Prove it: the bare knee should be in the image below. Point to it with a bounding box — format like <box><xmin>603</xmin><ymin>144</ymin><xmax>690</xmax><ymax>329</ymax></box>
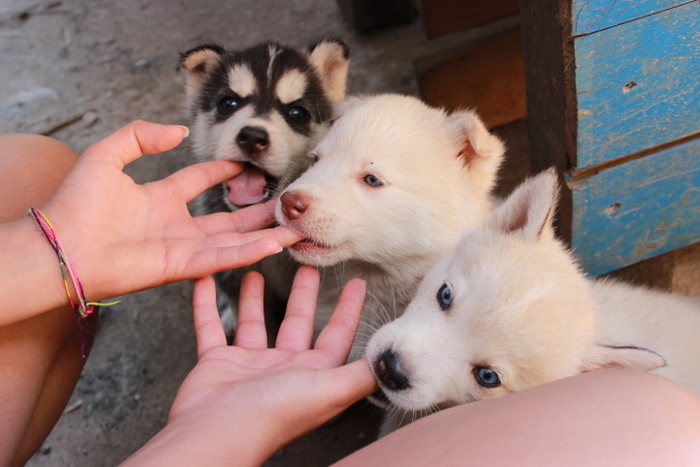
<box><xmin>549</xmin><ymin>369</ymin><xmax>700</xmax><ymax>462</ymax></box>
<box><xmin>0</xmin><ymin>133</ymin><xmax>78</xmax><ymax>222</ymax></box>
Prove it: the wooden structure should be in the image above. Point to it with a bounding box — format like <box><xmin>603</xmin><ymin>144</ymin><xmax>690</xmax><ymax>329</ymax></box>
<box><xmin>522</xmin><ymin>0</ymin><xmax>700</xmax><ymax>275</ymax></box>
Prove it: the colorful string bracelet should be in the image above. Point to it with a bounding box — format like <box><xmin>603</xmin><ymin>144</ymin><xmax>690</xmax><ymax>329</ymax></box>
<box><xmin>28</xmin><ymin>207</ymin><xmax>120</xmax><ymax>355</ymax></box>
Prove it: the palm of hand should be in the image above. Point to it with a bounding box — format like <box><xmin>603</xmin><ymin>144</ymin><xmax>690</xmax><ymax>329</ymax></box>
<box><xmin>40</xmin><ymin>121</ymin><xmax>300</xmax><ymax>301</ymax></box>
<box><xmin>168</xmin><ymin>269</ymin><xmax>376</xmax><ymax>446</ymax></box>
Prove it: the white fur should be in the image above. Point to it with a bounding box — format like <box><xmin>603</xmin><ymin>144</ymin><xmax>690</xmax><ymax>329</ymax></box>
<box><xmin>275</xmin><ymin>94</ymin><xmax>505</xmax><ymax>361</ymax></box>
<box><xmin>228</xmin><ymin>64</ymin><xmax>257</xmax><ymax>98</ymax></box>
<box><xmin>366</xmin><ymin>169</ymin><xmax>700</xmax><ymax>434</ymax></box>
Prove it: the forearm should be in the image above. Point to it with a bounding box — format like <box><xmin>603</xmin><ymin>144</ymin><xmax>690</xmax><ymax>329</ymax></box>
<box><xmin>120</xmin><ymin>413</ymin><xmax>282</xmax><ymax>467</ymax></box>
<box><xmin>0</xmin><ymin>217</ymin><xmax>68</xmax><ymax>326</ymax></box>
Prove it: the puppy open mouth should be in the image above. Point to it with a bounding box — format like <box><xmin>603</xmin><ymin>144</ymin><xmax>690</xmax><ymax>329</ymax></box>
<box><xmin>226</xmin><ymin>162</ymin><xmax>279</xmax><ymax>207</ymax></box>
<box><xmin>290</xmin><ymin>236</ymin><xmax>332</xmax><ymax>254</ymax></box>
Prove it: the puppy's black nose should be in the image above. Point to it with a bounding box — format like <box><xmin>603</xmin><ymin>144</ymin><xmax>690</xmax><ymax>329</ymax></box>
<box><xmin>375</xmin><ymin>349</ymin><xmax>409</xmax><ymax>391</ymax></box>
<box><xmin>236</xmin><ymin>126</ymin><xmax>269</xmax><ymax>154</ymax></box>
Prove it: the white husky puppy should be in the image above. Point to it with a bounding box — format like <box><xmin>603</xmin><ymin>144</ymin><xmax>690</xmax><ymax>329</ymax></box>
<box><xmin>366</xmin><ymin>169</ymin><xmax>700</xmax><ymax>434</ymax></box>
<box><xmin>275</xmin><ymin>94</ymin><xmax>505</xmax><ymax>360</ymax></box>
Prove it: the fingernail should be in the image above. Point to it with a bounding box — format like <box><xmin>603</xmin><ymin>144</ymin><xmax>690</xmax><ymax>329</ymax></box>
<box><xmin>176</xmin><ymin>125</ymin><xmax>190</xmax><ymax>138</ymax></box>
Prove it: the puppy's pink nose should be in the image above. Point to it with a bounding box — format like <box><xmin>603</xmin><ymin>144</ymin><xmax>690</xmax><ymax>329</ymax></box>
<box><xmin>281</xmin><ymin>191</ymin><xmax>308</xmax><ymax>220</ymax></box>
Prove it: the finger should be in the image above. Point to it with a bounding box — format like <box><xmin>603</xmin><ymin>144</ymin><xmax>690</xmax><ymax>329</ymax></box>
<box><xmin>186</xmin><ymin>238</ymin><xmax>283</xmax><ymax>278</ymax></box>
<box><xmin>308</xmin><ymin>360</ymin><xmax>378</xmax><ymax>422</ymax></box>
<box><xmin>276</xmin><ymin>266</ymin><xmax>320</xmax><ymax>351</ymax></box>
<box><xmin>82</xmin><ymin>120</ymin><xmax>189</xmax><ymax>169</ymax></box>
<box><xmin>235</xmin><ymin>271</ymin><xmax>268</xmax><ymax>349</ymax></box>
<box><xmin>265</xmin><ymin>360</ymin><xmax>377</xmax><ymax>444</ymax></box>
<box><xmin>328</xmin><ymin>359</ymin><xmax>380</xmax><ymax>401</ymax></box>
<box><xmin>192</xmin><ymin>276</ymin><xmax>227</xmax><ymax>357</ymax></box>
<box><xmin>203</xmin><ymin>226</ymin><xmax>304</xmax><ymax>250</ymax></box>
<box><xmin>195</xmin><ymin>202</ymin><xmax>277</xmax><ymax>236</ymax></box>
<box><xmin>314</xmin><ymin>278</ymin><xmax>366</xmax><ymax>363</ymax></box>
<box><xmin>165</xmin><ymin>159</ymin><xmax>244</xmax><ymax>203</ymax></box>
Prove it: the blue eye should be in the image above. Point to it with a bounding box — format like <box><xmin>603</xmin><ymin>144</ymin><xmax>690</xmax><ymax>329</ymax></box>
<box><xmin>364</xmin><ymin>174</ymin><xmax>384</xmax><ymax>187</ymax></box>
<box><xmin>474</xmin><ymin>367</ymin><xmax>501</xmax><ymax>388</ymax></box>
<box><xmin>436</xmin><ymin>283</ymin><xmax>452</xmax><ymax>311</ymax></box>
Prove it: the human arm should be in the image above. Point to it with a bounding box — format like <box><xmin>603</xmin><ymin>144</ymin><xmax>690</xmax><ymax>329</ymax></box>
<box><xmin>0</xmin><ymin>120</ymin><xmax>302</xmax><ymax>326</ymax></box>
<box><xmin>121</xmin><ymin>266</ymin><xmax>377</xmax><ymax>467</ymax></box>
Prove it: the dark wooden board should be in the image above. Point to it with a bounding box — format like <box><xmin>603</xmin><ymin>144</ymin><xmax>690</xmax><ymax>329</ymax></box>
<box><xmin>421</xmin><ymin>0</ymin><xmax>519</xmax><ymax>39</ymax></box>
<box><xmin>416</xmin><ymin>32</ymin><xmax>526</xmax><ymax>129</ymax></box>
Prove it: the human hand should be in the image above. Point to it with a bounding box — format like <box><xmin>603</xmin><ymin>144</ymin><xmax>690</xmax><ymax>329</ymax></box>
<box><xmin>122</xmin><ymin>266</ymin><xmax>376</xmax><ymax>467</ymax></box>
<box><xmin>40</xmin><ymin>120</ymin><xmax>302</xmax><ymax>302</ymax></box>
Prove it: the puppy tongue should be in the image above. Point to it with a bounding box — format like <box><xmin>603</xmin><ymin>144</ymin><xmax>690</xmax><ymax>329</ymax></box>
<box><xmin>227</xmin><ymin>165</ymin><xmax>267</xmax><ymax>206</ymax></box>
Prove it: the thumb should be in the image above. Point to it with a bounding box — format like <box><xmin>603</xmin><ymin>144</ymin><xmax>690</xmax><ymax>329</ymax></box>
<box><xmin>82</xmin><ymin>120</ymin><xmax>190</xmax><ymax>169</ymax></box>
<box><xmin>277</xmin><ymin>360</ymin><xmax>377</xmax><ymax>444</ymax></box>
<box><xmin>323</xmin><ymin>359</ymin><xmax>378</xmax><ymax>412</ymax></box>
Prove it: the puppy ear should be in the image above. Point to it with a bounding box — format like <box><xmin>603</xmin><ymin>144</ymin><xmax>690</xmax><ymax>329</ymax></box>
<box><xmin>580</xmin><ymin>343</ymin><xmax>666</xmax><ymax>372</ymax></box>
<box><xmin>447</xmin><ymin>110</ymin><xmax>505</xmax><ymax>199</ymax></box>
<box><xmin>308</xmin><ymin>38</ymin><xmax>350</xmax><ymax>106</ymax></box>
<box><xmin>487</xmin><ymin>168</ymin><xmax>559</xmax><ymax>242</ymax></box>
<box><xmin>180</xmin><ymin>44</ymin><xmax>225</xmax><ymax>100</ymax></box>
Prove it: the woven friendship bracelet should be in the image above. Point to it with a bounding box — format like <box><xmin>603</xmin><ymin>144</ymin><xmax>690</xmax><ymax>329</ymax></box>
<box><xmin>28</xmin><ymin>207</ymin><xmax>120</xmax><ymax>319</ymax></box>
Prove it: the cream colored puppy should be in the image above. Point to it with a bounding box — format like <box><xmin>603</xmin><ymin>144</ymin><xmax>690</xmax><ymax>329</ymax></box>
<box><xmin>275</xmin><ymin>94</ymin><xmax>505</xmax><ymax>361</ymax></box>
<box><xmin>367</xmin><ymin>169</ymin><xmax>700</xmax><ymax>434</ymax></box>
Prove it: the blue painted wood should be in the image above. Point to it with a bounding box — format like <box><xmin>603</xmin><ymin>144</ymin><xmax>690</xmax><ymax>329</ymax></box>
<box><xmin>572</xmin><ymin>0</ymin><xmax>695</xmax><ymax>36</ymax></box>
<box><xmin>568</xmin><ymin>137</ymin><xmax>700</xmax><ymax>276</ymax></box>
<box><xmin>574</xmin><ymin>2</ymin><xmax>700</xmax><ymax>170</ymax></box>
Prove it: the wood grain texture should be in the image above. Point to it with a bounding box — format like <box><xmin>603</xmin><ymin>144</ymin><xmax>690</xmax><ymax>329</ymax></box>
<box><xmin>572</xmin><ymin>0</ymin><xmax>697</xmax><ymax>36</ymax></box>
<box><xmin>575</xmin><ymin>2</ymin><xmax>700</xmax><ymax>169</ymax></box>
<box><xmin>417</xmin><ymin>32</ymin><xmax>526</xmax><ymax>128</ymax></box>
<box><xmin>521</xmin><ymin>0</ymin><xmax>577</xmax><ymax>240</ymax></box>
<box><xmin>421</xmin><ymin>0</ymin><xmax>519</xmax><ymax>39</ymax></box>
<box><xmin>568</xmin><ymin>137</ymin><xmax>700</xmax><ymax>275</ymax></box>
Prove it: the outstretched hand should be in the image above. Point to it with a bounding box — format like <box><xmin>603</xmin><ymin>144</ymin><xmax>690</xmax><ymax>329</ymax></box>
<box><xmin>41</xmin><ymin>120</ymin><xmax>302</xmax><ymax>302</ymax></box>
<box><xmin>123</xmin><ymin>266</ymin><xmax>377</xmax><ymax>467</ymax></box>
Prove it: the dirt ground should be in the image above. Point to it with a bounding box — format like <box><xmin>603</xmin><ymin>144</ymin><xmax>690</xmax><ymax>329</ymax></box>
<box><xmin>0</xmin><ymin>1</ymin><xmax>483</xmax><ymax>465</ymax></box>
<box><xmin>3</xmin><ymin>1</ymin><xmax>700</xmax><ymax>466</ymax></box>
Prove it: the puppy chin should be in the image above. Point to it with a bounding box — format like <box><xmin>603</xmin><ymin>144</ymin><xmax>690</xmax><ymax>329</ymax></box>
<box><xmin>367</xmin><ymin>389</ymin><xmax>392</xmax><ymax>408</ymax></box>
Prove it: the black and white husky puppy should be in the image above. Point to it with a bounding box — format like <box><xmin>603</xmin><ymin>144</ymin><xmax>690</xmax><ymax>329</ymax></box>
<box><xmin>180</xmin><ymin>39</ymin><xmax>350</xmax><ymax>331</ymax></box>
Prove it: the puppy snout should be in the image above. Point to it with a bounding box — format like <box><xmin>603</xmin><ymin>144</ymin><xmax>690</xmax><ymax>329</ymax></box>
<box><xmin>236</xmin><ymin>126</ymin><xmax>269</xmax><ymax>155</ymax></box>
<box><xmin>280</xmin><ymin>191</ymin><xmax>309</xmax><ymax>220</ymax></box>
<box><xmin>375</xmin><ymin>349</ymin><xmax>409</xmax><ymax>391</ymax></box>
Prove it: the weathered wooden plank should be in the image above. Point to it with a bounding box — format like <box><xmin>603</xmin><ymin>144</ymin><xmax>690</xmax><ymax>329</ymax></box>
<box><xmin>571</xmin><ymin>0</ymin><xmax>696</xmax><ymax>36</ymax></box>
<box><xmin>575</xmin><ymin>2</ymin><xmax>700</xmax><ymax>170</ymax></box>
<box><xmin>421</xmin><ymin>0</ymin><xmax>519</xmax><ymax>39</ymax></box>
<box><xmin>416</xmin><ymin>32</ymin><xmax>526</xmax><ymax>129</ymax></box>
<box><xmin>521</xmin><ymin>0</ymin><xmax>576</xmax><ymax>169</ymax></box>
<box><xmin>568</xmin><ymin>137</ymin><xmax>700</xmax><ymax>276</ymax></box>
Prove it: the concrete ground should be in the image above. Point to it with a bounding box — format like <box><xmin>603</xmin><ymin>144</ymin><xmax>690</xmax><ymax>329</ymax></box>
<box><xmin>2</xmin><ymin>1</ymin><xmax>699</xmax><ymax>466</ymax></box>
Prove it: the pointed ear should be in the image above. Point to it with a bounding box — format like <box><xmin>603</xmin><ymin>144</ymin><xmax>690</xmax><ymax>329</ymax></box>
<box><xmin>180</xmin><ymin>44</ymin><xmax>225</xmax><ymax>101</ymax></box>
<box><xmin>487</xmin><ymin>168</ymin><xmax>559</xmax><ymax>242</ymax></box>
<box><xmin>581</xmin><ymin>343</ymin><xmax>667</xmax><ymax>372</ymax></box>
<box><xmin>308</xmin><ymin>38</ymin><xmax>350</xmax><ymax>106</ymax></box>
<box><xmin>447</xmin><ymin>110</ymin><xmax>505</xmax><ymax>199</ymax></box>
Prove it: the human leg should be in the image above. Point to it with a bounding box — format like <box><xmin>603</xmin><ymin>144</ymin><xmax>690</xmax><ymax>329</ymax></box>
<box><xmin>336</xmin><ymin>370</ymin><xmax>700</xmax><ymax>467</ymax></box>
<box><xmin>0</xmin><ymin>134</ymin><xmax>97</xmax><ymax>466</ymax></box>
